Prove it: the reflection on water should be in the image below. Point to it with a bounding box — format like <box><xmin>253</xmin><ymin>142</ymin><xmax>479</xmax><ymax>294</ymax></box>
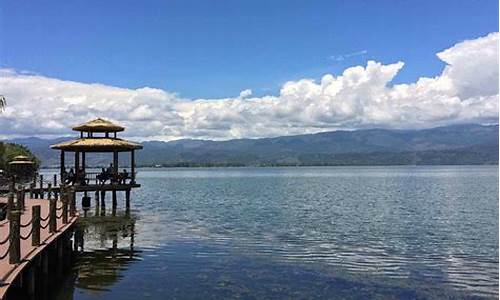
<box><xmin>44</xmin><ymin>166</ymin><xmax>498</xmax><ymax>299</ymax></box>
<box><xmin>55</xmin><ymin>210</ymin><xmax>140</xmax><ymax>299</ymax></box>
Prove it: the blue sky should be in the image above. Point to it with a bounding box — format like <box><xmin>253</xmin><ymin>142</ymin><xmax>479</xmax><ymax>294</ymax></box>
<box><xmin>1</xmin><ymin>0</ymin><xmax>498</xmax><ymax>99</ymax></box>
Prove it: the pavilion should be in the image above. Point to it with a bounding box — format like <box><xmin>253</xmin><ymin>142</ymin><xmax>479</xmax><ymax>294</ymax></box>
<box><xmin>7</xmin><ymin>155</ymin><xmax>36</xmax><ymax>179</ymax></box>
<box><xmin>50</xmin><ymin>118</ymin><xmax>143</xmax><ymax>210</ymax></box>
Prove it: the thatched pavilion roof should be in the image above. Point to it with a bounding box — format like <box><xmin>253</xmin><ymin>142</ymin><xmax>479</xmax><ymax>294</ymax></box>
<box><xmin>73</xmin><ymin>118</ymin><xmax>125</xmax><ymax>133</ymax></box>
<box><xmin>8</xmin><ymin>155</ymin><xmax>34</xmax><ymax>165</ymax></box>
<box><xmin>12</xmin><ymin>155</ymin><xmax>30</xmax><ymax>161</ymax></box>
<box><xmin>50</xmin><ymin>138</ymin><xmax>143</xmax><ymax>152</ymax></box>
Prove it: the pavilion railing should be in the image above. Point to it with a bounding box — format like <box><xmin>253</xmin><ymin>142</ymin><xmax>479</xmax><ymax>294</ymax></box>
<box><xmin>71</xmin><ymin>171</ymin><xmax>137</xmax><ymax>185</ymax></box>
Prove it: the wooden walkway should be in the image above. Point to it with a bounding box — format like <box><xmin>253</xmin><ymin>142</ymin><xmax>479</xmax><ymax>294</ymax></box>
<box><xmin>0</xmin><ymin>196</ymin><xmax>77</xmax><ymax>299</ymax></box>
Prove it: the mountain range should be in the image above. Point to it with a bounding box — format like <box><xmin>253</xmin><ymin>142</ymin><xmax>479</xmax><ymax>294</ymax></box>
<box><xmin>5</xmin><ymin>124</ymin><xmax>499</xmax><ymax>167</ymax></box>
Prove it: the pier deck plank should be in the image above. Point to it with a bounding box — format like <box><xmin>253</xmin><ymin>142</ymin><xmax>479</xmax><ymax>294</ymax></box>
<box><xmin>0</xmin><ymin>196</ymin><xmax>77</xmax><ymax>299</ymax></box>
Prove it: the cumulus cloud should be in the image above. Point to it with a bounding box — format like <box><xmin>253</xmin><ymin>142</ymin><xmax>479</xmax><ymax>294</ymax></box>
<box><xmin>0</xmin><ymin>33</ymin><xmax>498</xmax><ymax>140</ymax></box>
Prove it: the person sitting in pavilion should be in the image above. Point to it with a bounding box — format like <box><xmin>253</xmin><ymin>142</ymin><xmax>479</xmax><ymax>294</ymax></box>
<box><xmin>65</xmin><ymin>168</ymin><xmax>75</xmax><ymax>185</ymax></box>
<box><xmin>119</xmin><ymin>169</ymin><xmax>129</xmax><ymax>184</ymax></box>
<box><xmin>97</xmin><ymin>167</ymin><xmax>109</xmax><ymax>185</ymax></box>
<box><xmin>107</xmin><ymin>163</ymin><xmax>119</xmax><ymax>183</ymax></box>
<box><xmin>75</xmin><ymin>167</ymin><xmax>87</xmax><ymax>185</ymax></box>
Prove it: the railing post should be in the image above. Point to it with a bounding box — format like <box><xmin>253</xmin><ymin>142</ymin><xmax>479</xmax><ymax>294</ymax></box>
<box><xmin>39</xmin><ymin>175</ymin><xmax>44</xmax><ymax>199</ymax></box>
<box><xmin>53</xmin><ymin>174</ymin><xmax>57</xmax><ymax>187</ymax></box>
<box><xmin>69</xmin><ymin>188</ymin><xmax>76</xmax><ymax>218</ymax></box>
<box><xmin>9</xmin><ymin>210</ymin><xmax>21</xmax><ymax>264</ymax></box>
<box><xmin>32</xmin><ymin>205</ymin><xmax>41</xmax><ymax>246</ymax></box>
<box><xmin>62</xmin><ymin>191</ymin><xmax>68</xmax><ymax>224</ymax></box>
<box><xmin>49</xmin><ymin>198</ymin><xmax>57</xmax><ymax>233</ymax></box>
<box><xmin>29</xmin><ymin>183</ymin><xmax>34</xmax><ymax>198</ymax></box>
<box><xmin>47</xmin><ymin>183</ymin><xmax>52</xmax><ymax>200</ymax></box>
<box><xmin>33</xmin><ymin>176</ymin><xmax>38</xmax><ymax>199</ymax></box>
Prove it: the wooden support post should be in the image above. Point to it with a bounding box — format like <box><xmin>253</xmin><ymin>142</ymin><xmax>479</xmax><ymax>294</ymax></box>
<box><xmin>94</xmin><ymin>190</ymin><xmax>100</xmax><ymax>215</ymax></box>
<box><xmin>32</xmin><ymin>205</ymin><xmax>41</xmax><ymax>246</ymax></box>
<box><xmin>70</xmin><ymin>190</ymin><xmax>76</xmax><ymax>218</ymax></box>
<box><xmin>100</xmin><ymin>190</ymin><xmax>106</xmax><ymax>207</ymax></box>
<box><xmin>112</xmin><ymin>190</ymin><xmax>117</xmax><ymax>216</ymax></box>
<box><xmin>41</xmin><ymin>252</ymin><xmax>49</xmax><ymax>298</ymax></box>
<box><xmin>62</xmin><ymin>193</ymin><xmax>68</xmax><ymax>224</ymax></box>
<box><xmin>49</xmin><ymin>198</ymin><xmax>57</xmax><ymax>233</ymax></box>
<box><xmin>125</xmin><ymin>189</ymin><xmax>131</xmax><ymax>209</ymax></box>
<box><xmin>7</xmin><ymin>191</ymin><xmax>14</xmax><ymax>220</ymax></box>
<box><xmin>56</xmin><ymin>239</ymin><xmax>63</xmax><ymax>279</ymax></box>
<box><xmin>39</xmin><ymin>175</ymin><xmax>44</xmax><ymax>199</ymax></box>
<box><xmin>27</xmin><ymin>263</ymin><xmax>37</xmax><ymax>299</ymax></box>
<box><xmin>47</xmin><ymin>183</ymin><xmax>52</xmax><ymax>200</ymax></box>
<box><xmin>9</xmin><ymin>210</ymin><xmax>21</xmax><ymax>264</ymax></box>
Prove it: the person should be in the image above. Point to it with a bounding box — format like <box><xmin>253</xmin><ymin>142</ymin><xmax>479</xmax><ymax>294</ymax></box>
<box><xmin>107</xmin><ymin>163</ymin><xmax>119</xmax><ymax>183</ymax></box>
<box><xmin>65</xmin><ymin>168</ymin><xmax>75</xmax><ymax>185</ymax></box>
<box><xmin>97</xmin><ymin>167</ymin><xmax>108</xmax><ymax>185</ymax></box>
<box><xmin>120</xmin><ymin>169</ymin><xmax>129</xmax><ymax>184</ymax></box>
<box><xmin>75</xmin><ymin>167</ymin><xmax>86</xmax><ymax>185</ymax></box>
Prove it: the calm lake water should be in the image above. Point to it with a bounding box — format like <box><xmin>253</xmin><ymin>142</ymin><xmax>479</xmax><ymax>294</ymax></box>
<box><xmin>47</xmin><ymin>166</ymin><xmax>498</xmax><ymax>299</ymax></box>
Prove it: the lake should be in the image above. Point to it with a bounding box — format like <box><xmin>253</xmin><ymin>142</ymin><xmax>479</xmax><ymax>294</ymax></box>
<box><xmin>48</xmin><ymin>166</ymin><xmax>498</xmax><ymax>299</ymax></box>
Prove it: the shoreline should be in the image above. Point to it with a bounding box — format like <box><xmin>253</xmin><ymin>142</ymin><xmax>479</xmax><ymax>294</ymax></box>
<box><xmin>38</xmin><ymin>163</ymin><xmax>500</xmax><ymax>169</ymax></box>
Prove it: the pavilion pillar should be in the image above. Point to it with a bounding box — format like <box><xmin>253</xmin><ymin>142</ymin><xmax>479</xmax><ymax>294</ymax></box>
<box><xmin>131</xmin><ymin>150</ymin><xmax>135</xmax><ymax>184</ymax></box>
<box><xmin>82</xmin><ymin>152</ymin><xmax>86</xmax><ymax>173</ymax></box>
<box><xmin>113</xmin><ymin>151</ymin><xmax>119</xmax><ymax>176</ymax></box>
<box><xmin>112</xmin><ymin>190</ymin><xmax>117</xmax><ymax>216</ymax></box>
<box><xmin>125</xmin><ymin>189</ymin><xmax>131</xmax><ymax>212</ymax></box>
<box><xmin>74</xmin><ymin>151</ymin><xmax>80</xmax><ymax>171</ymax></box>
<box><xmin>100</xmin><ymin>191</ymin><xmax>106</xmax><ymax>208</ymax></box>
<box><xmin>60</xmin><ymin>151</ymin><xmax>65</xmax><ymax>180</ymax></box>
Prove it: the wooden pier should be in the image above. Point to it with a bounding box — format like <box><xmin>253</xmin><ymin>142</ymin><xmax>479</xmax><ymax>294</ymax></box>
<box><xmin>0</xmin><ymin>185</ymin><xmax>78</xmax><ymax>300</ymax></box>
<box><xmin>0</xmin><ymin>118</ymin><xmax>142</xmax><ymax>299</ymax></box>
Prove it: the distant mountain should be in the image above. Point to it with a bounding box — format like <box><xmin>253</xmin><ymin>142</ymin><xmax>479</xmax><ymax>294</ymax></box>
<box><xmin>5</xmin><ymin>124</ymin><xmax>498</xmax><ymax>167</ymax></box>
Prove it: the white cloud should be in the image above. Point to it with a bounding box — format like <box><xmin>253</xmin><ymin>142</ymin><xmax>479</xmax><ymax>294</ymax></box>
<box><xmin>0</xmin><ymin>33</ymin><xmax>498</xmax><ymax>141</ymax></box>
<box><xmin>238</xmin><ymin>89</ymin><xmax>252</xmax><ymax>99</ymax></box>
<box><xmin>329</xmin><ymin>50</ymin><xmax>368</xmax><ymax>62</ymax></box>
